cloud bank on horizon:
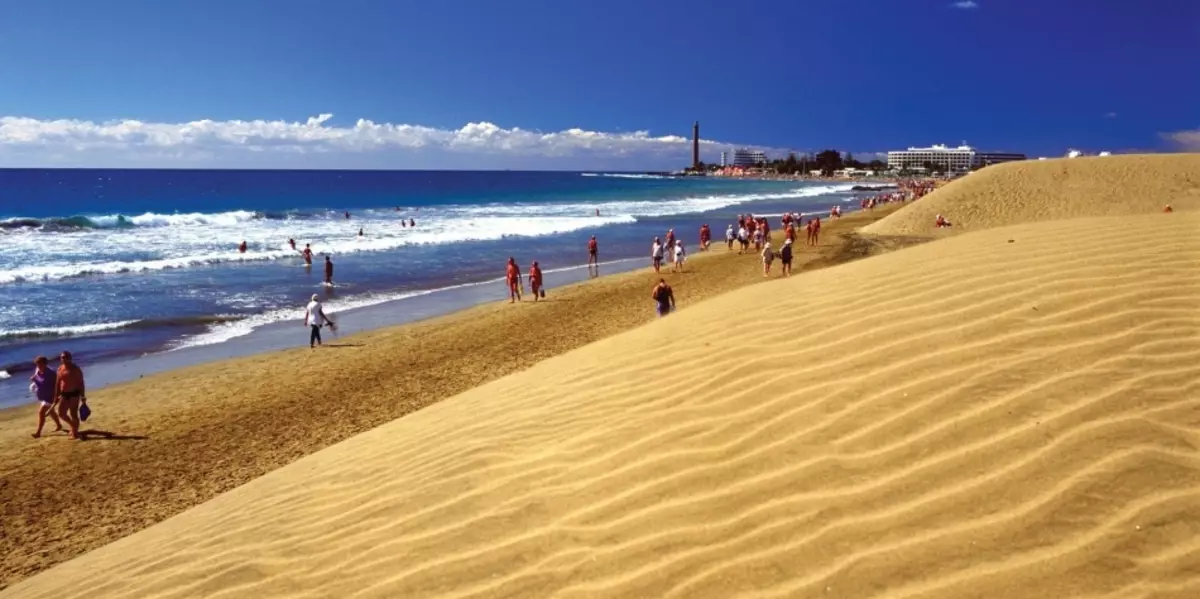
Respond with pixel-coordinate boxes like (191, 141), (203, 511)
(0, 113), (785, 170)
(1163, 128), (1200, 152)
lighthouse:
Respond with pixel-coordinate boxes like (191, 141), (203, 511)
(692, 121), (700, 171)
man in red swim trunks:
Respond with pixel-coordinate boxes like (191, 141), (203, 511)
(529, 261), (544, 301)
(699, 224), (711, 251)
(505, 257), (523, 303)
(587, 235), (599, 277)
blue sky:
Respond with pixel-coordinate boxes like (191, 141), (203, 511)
(0, 0), (1196, 169)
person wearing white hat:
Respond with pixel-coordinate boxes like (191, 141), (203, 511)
(304, 294), (334, 348)
(761, 241), (775, 277)
(780, 238), (794, 277)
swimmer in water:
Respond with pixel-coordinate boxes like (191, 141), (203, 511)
(288, 238), (296, 250)
(324, 255), (334, 285)
(409, 218), (415, 227)
(238, 240), (247, 253)
(302, 243), (313, 266)
(358, 228), (364, 237)
(344, 211), (351, 220)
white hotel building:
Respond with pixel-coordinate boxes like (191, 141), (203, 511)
(732, 148), (768, 167)
(887, 144), (1026, 172)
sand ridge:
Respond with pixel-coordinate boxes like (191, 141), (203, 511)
(863, 153), (1200, 237)
(7, 210), (1199, 598)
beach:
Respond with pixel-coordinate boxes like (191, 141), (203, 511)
(0, 169), (867, 399)
(0, 205), (908, 590)
(4, 154), (1200, 598)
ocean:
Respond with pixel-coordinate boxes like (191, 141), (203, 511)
(0, 169), (874, 404)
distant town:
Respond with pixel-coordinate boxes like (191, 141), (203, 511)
(675, 121), (1111, 178)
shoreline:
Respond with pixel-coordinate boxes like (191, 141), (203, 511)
(0, 205), (913, 589)
(0, 178), (871, 391)
(0, 256), (647, 408)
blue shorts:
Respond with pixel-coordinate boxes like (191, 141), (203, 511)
(656, 303), (671, 317)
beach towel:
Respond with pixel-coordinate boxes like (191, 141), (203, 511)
(80, 402), (91, 422)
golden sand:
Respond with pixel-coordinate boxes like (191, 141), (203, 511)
(864, 153), (1200, 237)
(0, 207), (910, 591)
(5, 203), (1199, 597)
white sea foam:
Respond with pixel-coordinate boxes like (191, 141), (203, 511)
(581, 173), (671, 179)
(0, 320), (141, 340)
(0, 183), (858, 285)
(0, 370), (10, 380)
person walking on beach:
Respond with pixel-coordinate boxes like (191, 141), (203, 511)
(587, 235), (599, 277)
(56, 351), (86, 440)
(305, 294), (334, 348)
(726, 224), (735, 250)
(29, 356), (63, 439)
(323, 255), (334, 285)
(651, 237), (664, 273)
(505, 257), (523, 303)
(529, 261), (544, 301)
(673, 241), (687, 273)
(652, 279), (675, 317)
(811, 216), (822, 246)
(699, 224), (711, 251)
(780, 238), (794, 277)
(302, 243), (314, 266)
(761, 241), (775, 277)
(738, 224), (749, 254)
(805, 219), (815, 246)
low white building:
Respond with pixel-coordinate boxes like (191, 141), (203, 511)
(887, 144), (1026, 172)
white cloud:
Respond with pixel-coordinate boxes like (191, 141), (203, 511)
(1162, 129), (1200, 151)
(951, 1), (979, 8)
(0, 113), (779, 170)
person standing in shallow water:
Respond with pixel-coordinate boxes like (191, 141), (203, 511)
(323, 255), (334, 285)
(587, 235), (599, 277)
(29, 355), (64, 439)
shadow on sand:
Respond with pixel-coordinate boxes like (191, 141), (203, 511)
(79, 429), (149, 441)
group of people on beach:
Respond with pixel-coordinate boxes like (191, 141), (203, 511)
(27, 351), (88, 440)
(504, 256), (547, 303)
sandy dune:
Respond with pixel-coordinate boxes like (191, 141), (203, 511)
(7, 208), (1199, 598)
(864, 154), (1200, 236)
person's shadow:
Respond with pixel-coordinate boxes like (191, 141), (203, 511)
(79, 429), (149, 441)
